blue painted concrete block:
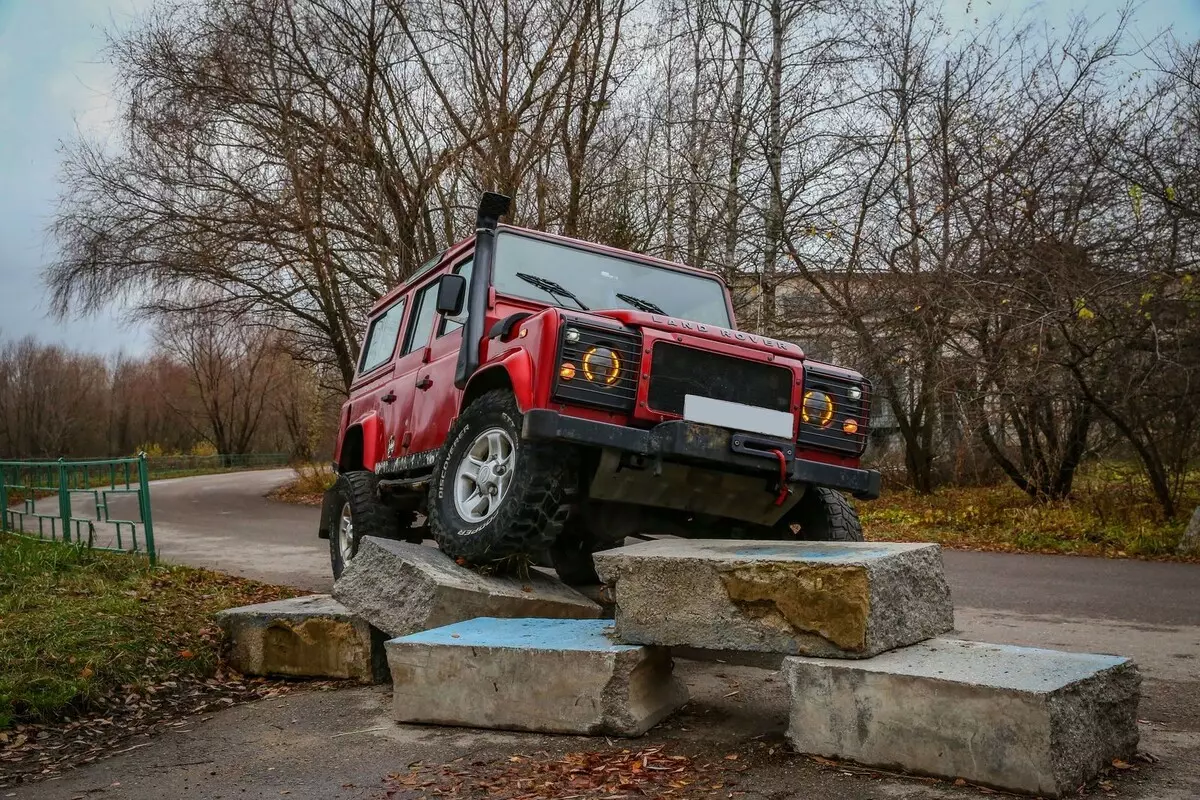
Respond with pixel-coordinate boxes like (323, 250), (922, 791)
(393, 617), (638, 652)
(385, 616), (687, 736)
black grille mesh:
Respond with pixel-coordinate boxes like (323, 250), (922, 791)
(647, 343), (793, 416)
(797, 368), (870, 454)
(553, 325), (642, 411)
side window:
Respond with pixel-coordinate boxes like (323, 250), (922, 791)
(402, 281), (440, 356)
(358, 298), (407, 374)
(438, 258), (474, 337)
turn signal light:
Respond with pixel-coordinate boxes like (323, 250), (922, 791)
(843, 418), (859, 435)
(559, 362), (577, 380)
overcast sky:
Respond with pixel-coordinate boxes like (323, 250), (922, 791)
(1, 0), (1198, 356)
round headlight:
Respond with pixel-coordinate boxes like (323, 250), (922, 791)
(848, 385), (863, 401)
(564, 327), (581, 344)
(802, 390), (836, 428)
(582, 346), (621, 386)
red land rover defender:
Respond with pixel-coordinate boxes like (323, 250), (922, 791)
(319, 193), (881, 583)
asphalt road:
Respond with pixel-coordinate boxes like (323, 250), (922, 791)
(11, 469), (1200, 799)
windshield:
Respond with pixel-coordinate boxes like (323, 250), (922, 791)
(493, 232), (732, 327)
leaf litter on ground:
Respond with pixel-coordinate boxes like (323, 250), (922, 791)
(384, 745), (742, 799)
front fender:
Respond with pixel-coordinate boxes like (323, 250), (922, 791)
(468, 349), (536, 411)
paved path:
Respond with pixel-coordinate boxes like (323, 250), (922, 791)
(126, 469), (330, 591)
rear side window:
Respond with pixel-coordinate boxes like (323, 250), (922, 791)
(358, 298), (407, 374)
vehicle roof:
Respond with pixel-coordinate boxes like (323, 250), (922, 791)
(367, 224), (730, 317)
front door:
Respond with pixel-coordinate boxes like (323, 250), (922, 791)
(408, 257), (474, 456)
(383, 272), (446, 472)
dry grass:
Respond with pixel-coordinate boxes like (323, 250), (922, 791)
(864, 467), (1198, 560)
(0, 534), (301, 729)
(267, 463), (334, 506)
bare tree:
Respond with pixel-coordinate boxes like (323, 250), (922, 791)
(155, 313), (283, 458)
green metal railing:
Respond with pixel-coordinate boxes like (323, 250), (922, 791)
(0, 456), (156, 563)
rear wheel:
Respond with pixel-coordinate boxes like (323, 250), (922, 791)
(329, 470), (407, 579)
(428, 390), (575, 565)
(771, 486), (864, 542)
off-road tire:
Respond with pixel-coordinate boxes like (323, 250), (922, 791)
(429, 390), (575, 565)
(774, 486), (864, 542)
(329, 470), (406, 579)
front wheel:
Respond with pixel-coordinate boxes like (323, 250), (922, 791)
(771, 486), (864, 542)
(329, 470), (407, 579)
(428, 390), (575, 565)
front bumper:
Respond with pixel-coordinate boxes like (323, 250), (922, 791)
(522, 409), (881, 500)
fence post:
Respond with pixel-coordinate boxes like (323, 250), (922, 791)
(57, 458), (72, 544)
(138, 453), (157, 565)
(0, 464), (8, 533)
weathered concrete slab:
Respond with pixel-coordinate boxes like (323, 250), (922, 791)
(593, 539), (953, 657)
(215, 594), (386, 683)
(784, 638), (1141, 797)
(386, 617), (687, 736)
(333, 537), (601, 638)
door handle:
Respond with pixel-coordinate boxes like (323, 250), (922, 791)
(416, 376), (434, 391)
(381, 391), (397, 404)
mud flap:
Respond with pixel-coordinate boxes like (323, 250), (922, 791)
(317, 485), (340, 540)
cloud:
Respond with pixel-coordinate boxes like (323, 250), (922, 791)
(45, 58), (120, 140)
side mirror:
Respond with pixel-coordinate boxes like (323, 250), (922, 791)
(436, 274), (467, 316)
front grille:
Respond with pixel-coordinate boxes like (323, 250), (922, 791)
(647, 343), (793, 416)
(798, 367), (871, 455)
(553, 324), (642, 412)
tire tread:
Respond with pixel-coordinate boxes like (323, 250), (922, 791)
(429, 390), (574, 564)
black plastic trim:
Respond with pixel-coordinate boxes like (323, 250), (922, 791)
(317, 486), (340, 539)
(488, 312), (533, 340)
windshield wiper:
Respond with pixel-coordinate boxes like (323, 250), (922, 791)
(616, 292), (666, 315)
(515, 272), (590, 311)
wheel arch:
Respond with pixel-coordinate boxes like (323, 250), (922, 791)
(339, 425), (365, 471)
(339, 414), (387, 473)
(461, 353), (534, 412)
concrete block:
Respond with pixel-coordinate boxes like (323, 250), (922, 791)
(333, 538), (601, 638)
(215, 594), (386, 682)
(593, 539), (953, 657)
(784, 638), (1141, 797)
(386, 617), (688, 736)
(1179, 506), (1200, 555)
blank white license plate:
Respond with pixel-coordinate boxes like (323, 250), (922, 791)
(683, 395), (794, 440)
